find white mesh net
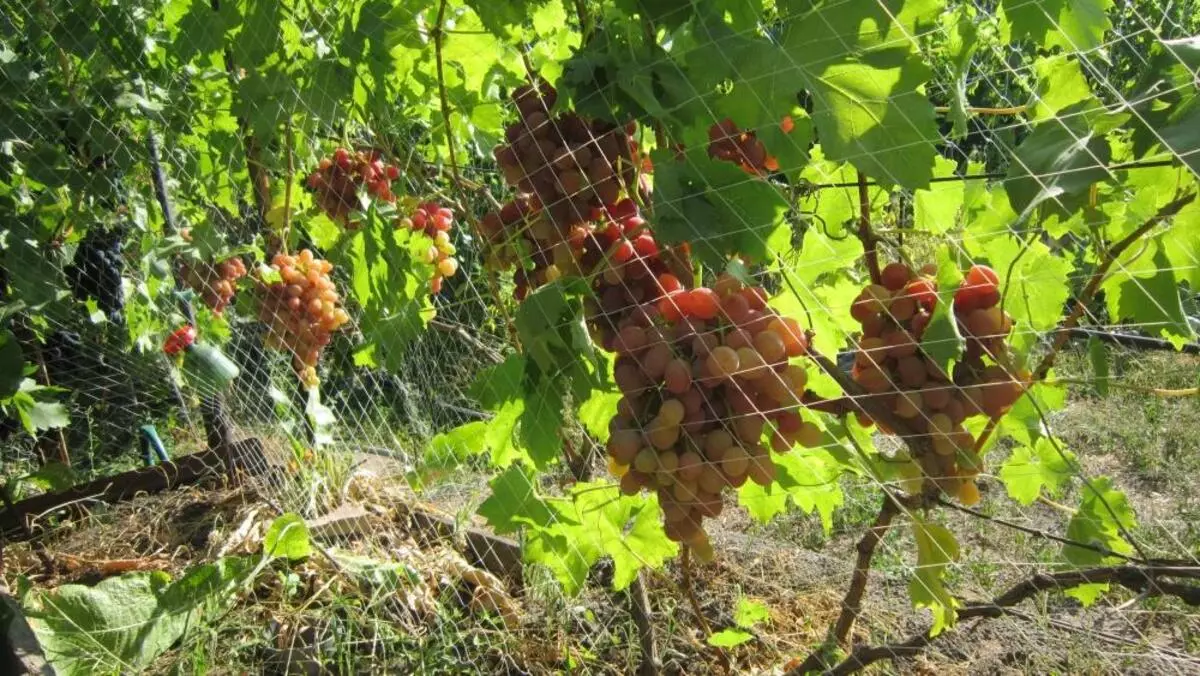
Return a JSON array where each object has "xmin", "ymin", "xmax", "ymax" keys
[{"xmin": 2, "ymin": 0, "xmax": 1200, "ymax": 674}]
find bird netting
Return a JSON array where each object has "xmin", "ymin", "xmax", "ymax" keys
[{"xmin": 2, "ymin": 0, "xmax": 1200, "ymax": 674}]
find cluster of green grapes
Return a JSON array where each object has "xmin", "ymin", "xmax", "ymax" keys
[
  {"xmin": 306, "ymin": 148, "xmax": 401, "ymax": 226},
  {"xmin": 399, "ymin": 201, "xmax": 459, "ymax": 294},
  {"xmin": 492, "ymin": 80, "xmax": 641, "ymax": 232},
  {"xmin": 257, "ymin": 249, "xmax": 350, "ymax": 388},
  {"xmin": 182, "ymin": 256, "xmax": 247, "ymax": 313},
  {"xmin": 849, "ymin": 262, "xmax": 1027, "ymax": 503},
  {"xmin": 605, "ymin": 272, "xmax": 817, "ymax": 561},
  {"xmin": 707, "ymin": 116, "xmax": 797, "ymax": 175}
]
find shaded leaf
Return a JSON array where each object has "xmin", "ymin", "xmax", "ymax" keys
[
  {"xmin": 1064, "ymin": 476, "xmax": 1136, "ymax": 565},
  {"xmin": 909, "ymin": 517, "xmax": 960, "ymax": 635},
  {"xmin": 477, "ymin": 465, "xmax": 562, "ymax": 534},
  {"xmin": 1001, "ymin": 0, "xmax": 1113, "ymax": 52}
]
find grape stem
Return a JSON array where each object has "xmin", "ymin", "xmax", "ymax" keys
[
  {"xmin": 432, "ymin": 0, "xmax": 459, "ymax": 185},
  {"xmin": 429, "ymin": 319, "xmax": 504, "ymax": 364},
  {"xmin": 819, "ymin": 563, "xmax": 1200, "ymax": 675},
  {"xmin": 679, "ymin": 548, "xmax": 731, "ymax": 673},
  {"xmin": 933, "ymin": 105, "xmax": 1027, "ymax": 115},
  {"xmin": 573, "ymin": 0, "xmax": 592, "ymax": 38},
  {"xmin": 856, "ymin": 171, "xmax": 882, "ymax": 286},
  {"xmin": 786, "ymin": 491, "xmax": 927, "ymax": 676},
  {"xmin": 801, "ymin": 392, "xmax": 854, "ymax": 416},
  {"xmin": 628, "ymin": 572, "xmax": 661, "ymax": 676},
  {"xmin": 806, "ymin": 347, "xmax": 917, "ymax": 439},
  {"xmin": 1045, "ymin": 377, "xmax": 1199, "ymax": 398},
  {"xmin": 932, "ymin": 496, "xmax": 1184, "ymax": 565},
  {"xmin": 211, "ymin": 0, "xmax": 275, "ymax": 254},
  {"xmin": 1034, "ymin": 190, "xmax": 1195, "ymax": 380}
]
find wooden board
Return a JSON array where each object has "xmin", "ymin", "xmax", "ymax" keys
[{"xmin": 1, "ymin": 438, "xmax": 266, "ymax": 543}]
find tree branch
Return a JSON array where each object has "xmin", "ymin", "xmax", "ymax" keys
[
  {"xmin": 822, "ymin": 564, "xmax": 1200, "ymax": 675},
  {"xmin": 933, "ymin": 105, "xmax": 1027, "ymax": 115},
  {"xmin": 933, "ymin": 497, "xmax": 1176, "ymax": 565},
  {"xmin": 786, "ymin": 492, "xmax": 924, "ymax": 675},
  {"xmin": 856, "ymin": 172, "xmax": 881, "ymax": 286},
  {"xmin": 629, "ymin": 572, "xmax": 660, "ymax": 676},
  {"xmin": 432, "ymin": 0, "xmax": 460, "ymax": 186},
  {"xmin": 1034, "ymin": 192, "xmax": 1195, "ymax": 380},
  {"xmin": 679, "ymin": 547, "xmax": 730, "ymax": 672},
  {"xmin": 801, "ymin": 392, "xmax": 854, "ymax": 416}
]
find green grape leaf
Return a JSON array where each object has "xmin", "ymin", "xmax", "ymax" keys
[
  {"xmin": 1087, "ymin": 336, "xmax": 1110, "ymax": 396},
  {"xmin": 733, "ymin": 598, "xmax": 771, "ymax": 628},
  {"xmin": 512, "ymin": 279, "xmax": 601, "ymax": 403},
  {"xmin": 302, "ymin": 59, "xmax": 354, "ymax": 123},
  {"xmin": 921, "ymin": 254, "xmax": 965, "ymax": 375},
  {"xmin": 18, "ymin": 398, "xmax": 70, "ymax": 435},
  {"xmin": 1125, "ymin": 40, "xmax": 1200, "ymax": 176},
  {"xmin": 519, "ymin": 382, "xmax": 566, "ymax": 470},
  {"xmin": 2, "ymin": 226, "xmax": 68, "ymax": 310},
  {"xmin": 738, "ymin": 450, "xmax": 844, "ymax": 531},
  {"xmin": 1001, "ymin": 0, "xmax": 1113, "ymax": 52},
  {"xmin": 971, "ymin": 235, "xmax": 1075, "ymax": 358},
  {"xmin": 961, "ymin": 182, "xmax": 1021, "ymax": 239},
  {"xmin": 560, "ymin": 29, "xmax": 700, "ymax": 128},
  {"xmin": 650, "ymin": 147, "xmax": 789, "ymax": 265},
  {"xmin": 1028, "ymin": 55, "xmax": 1092, "ymax": 121},
  {"xmin": 1102, "ymin": 248, "xmax": 1195, "ymax": 347},
  {"xmin": 707, "ymin": 37, "xmax": 812, "ymax": 176},
  {"xmin": 788, "ymin": 197, "xmax": 873, "ymax": 284},
  {"xmin": 263, "ymin": 513, "xmax": 312, "ymax": 562},
  {"xmin": 781, "ymin": 0, "xmax": 941, "ymax": 188},
  {"xmin": 908, "ymin": 517, "xmax": 960, "ymax": 636},
  {"xmin": 486, "ymin": 399, "xmax": 527, "ymax": 468},
  {"xmin": 939, "ymin": 6, "xmax": 981, "ymax": 138},
  {"xmin": 1000, "ymin": 380, "xmax": 1068, "ymax": 445},
  {"xmin": 802, "ymin": 61, "xmax": 937, "ymax": 189},
  {"xmin": 8, "ymin": 379, "xmax": 70, "ymax": 435},
  {"xmin": 462, "ymin": 0, "xmax": 547, "ymax": 38},
  {"xmin": 773, "ymin": 224, "xmax": 864, "ymax": 357},
  {"xmin": 471, "ymin": 354, "xmax": 527, "ymax": 409},
  {"xmin": 578, "ymin": 389, "xmax": 620, "ymax": 443},
  {"xmin": 232, "ymin": 0, "xmax": 282, "ymax": 66},
  {"xmin": 607, "ymin": 495, "xmax": 678, "ymax": 591},
  {"xmin": 914, "ymin": 156, "xmax": 965, "ymax": 233},
  {"xmin": 798, "ymin": 149, "xmax": 890, "ymax": 242},
  {"xmin": 1064, "ymin": 582, "xmax": 1109, "ymax": 606},
  {"xmin": 477, "ymin": 465, "xmax": 565, "ymax": 535},
  {"xmin": 1005, "ymin": 103, "xmax": 1121, "ymax": 218},
  {"xmin": 429, "ymin": 421, "xmax": 490, "ymax": 461},
  {"xmin": 998, "ymin": 437, "xmax": 1076, "ymax": 505},
  {"xmin": 1162, "ymin": 203, "xmax": 1200, "ymax": 289},
  {"xmin": 170, "ymin": 0, "xmax": 242, "ymax": 63},
  {"xmin": 524, "ymin": 526, "xmax": 593, "ymax": 596},
  {"xmin": 707, "ymin": 628, "xmax": 754, "ymax": 648},
  {"xmin": 519, "ymin": 483, "xmax": 675, "ymax": 595},
  {"xmin": 21, "ymin": 565, "xmax": 246, "ymax": 676},
  {"xmin": 343, "ymin": 222, "xmax": 433, "ymax": 372},
  {"xmin": 1064, "ymin": 476, "xmax": 1137, "ymax": 565}
]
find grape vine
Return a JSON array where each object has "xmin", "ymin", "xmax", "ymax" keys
[{"xmin": 3, "ymin": 2, "xmax": 1199, "ymax": 674}]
